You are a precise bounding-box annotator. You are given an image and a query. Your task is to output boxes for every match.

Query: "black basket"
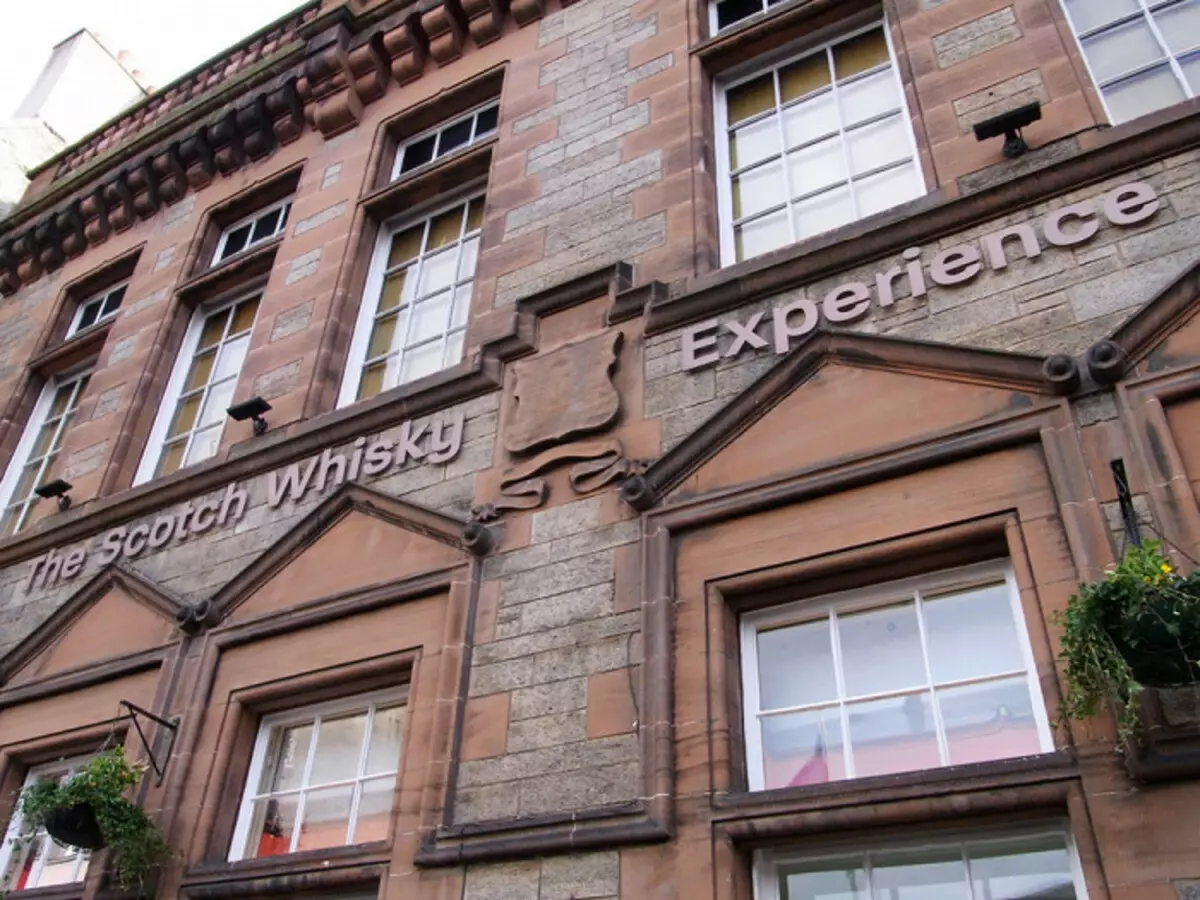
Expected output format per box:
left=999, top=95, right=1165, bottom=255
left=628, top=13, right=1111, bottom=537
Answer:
left=43, top=803, right=106, bottom=851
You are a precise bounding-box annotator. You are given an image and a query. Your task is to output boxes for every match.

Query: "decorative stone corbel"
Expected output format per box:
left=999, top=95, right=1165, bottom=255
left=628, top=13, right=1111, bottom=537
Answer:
left=13, top=231, right=42, bottom=283
left=152, top=146, right=188, bottom=205
left=1041, top=354, right=1080, bottom=395
left=33, top=219, right=64, bottom=272
left=510, top=0, right=547, bottom=26
left=265, top=80, right=306, bottom=145
left=421, top=0, right=469, bottom=66
left=208, top=111, right=245, bottom=175
left=55, top=204, right=87, bottom=259
left=102, top=176, right=136, bottom=233
left=461, top=522, right=495, bottom=556
left=127, top=161, right=161, bottom=219
left=237, top=96, right=276, bottom=161
left=0, top=242, right=21, bottom=296
left=348, top=34, right=390, bottom=105
left=178, top=131, right=217, bottom=189
left=302, top=41, right=364, bottom=138
left=174, top=598, right=220, bottom=636
left=79, top=188, right=111, bottom=246
left=381, top=14, right=428, bottom=86
left=1086, top=340, right=1127, bottom=386
left=463, top=0, right=509, bottom=45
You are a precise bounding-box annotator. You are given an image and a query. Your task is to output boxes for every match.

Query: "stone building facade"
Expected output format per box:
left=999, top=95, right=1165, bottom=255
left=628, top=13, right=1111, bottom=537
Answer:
left=0, top=0, right=1198, bottom=898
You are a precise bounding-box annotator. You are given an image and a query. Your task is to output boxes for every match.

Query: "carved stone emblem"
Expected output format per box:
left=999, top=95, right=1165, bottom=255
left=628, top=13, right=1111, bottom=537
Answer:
left=472, top=330, right=643, bottom=521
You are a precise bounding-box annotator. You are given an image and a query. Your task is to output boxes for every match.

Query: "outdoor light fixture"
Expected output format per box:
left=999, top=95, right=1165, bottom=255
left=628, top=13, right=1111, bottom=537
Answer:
left=34, top=478, right=74, bottom=511
left=227, top=396, right=272, bottom=436
left=973, top=101, right=1042, bottom=159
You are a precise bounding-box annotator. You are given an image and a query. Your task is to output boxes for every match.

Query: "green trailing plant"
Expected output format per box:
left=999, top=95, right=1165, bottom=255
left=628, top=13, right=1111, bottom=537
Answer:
left=8, top=748, right=170, bottom=892
left=1056, top=540, right=1200, bottom=745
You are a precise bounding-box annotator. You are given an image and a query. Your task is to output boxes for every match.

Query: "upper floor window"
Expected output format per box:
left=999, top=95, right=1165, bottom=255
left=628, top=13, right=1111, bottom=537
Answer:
left=715, top=24, right=923, bottom=265
left=710, top=0, right=786, bottom=33
left=68, top=282, right=126, bottom=337
left=228, top=690, right=407, bottom=861
left=213, top=198, right=292, bottom=266
left=133, top=291, right=260, bottom=484
left=391, top=103, right=499, bottom=181
left=740, top=563, right=1051, bottom=791
left=754, top=825, right=1085, bottom=900
left=0, top=369, right=91, bottom=537
left=0, top=757, right=94, bottom=890
left=338, top=195, right=483, bottom=405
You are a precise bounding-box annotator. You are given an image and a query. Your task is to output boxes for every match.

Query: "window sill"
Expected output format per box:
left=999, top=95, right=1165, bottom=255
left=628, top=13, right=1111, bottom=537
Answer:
left=177, top=235, right=283, bottom=305
left=27, top=320, right=112, bottom=374
left=0, top=885, right=85, bottom=900
left=181, top=842, right=390, bottom=898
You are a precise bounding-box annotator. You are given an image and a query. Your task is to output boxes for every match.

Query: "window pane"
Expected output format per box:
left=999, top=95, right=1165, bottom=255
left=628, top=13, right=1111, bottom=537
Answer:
left=457, top=236, right=480, bottom=281
left=102, top=285, right=126, bottom=315
left=168, top=393, right=202, bottom=438
left=923, top=583, right=1024, bottom=683
left=833, top=29, right=889, bottom=80
left=366, top=705, right=407, bottom=774
left=1063, top=0, right=1139, bottom=33
left=855, top=163, right=923, bottom=218
left=248, top=794, right=298, bottom=858
left=250, top=208, right=282, bottom=243
left=222, top=224, right=251, bottom=259
left=793, top=184, right=855, bottom=240
left=733, top=161, right=783, bottom=219
left=938, top=676, right=1041, bottom=766
left=388, top=225, right=425, bottom=268
left=379, top=270, right=411, bottom=312
left=1103, top=64, right=1188, bottom=121
left=761, top=707, right=846, bottom=789
left=1184, top=53, right=1200, bottom=92
left=231, top=298, right=260, bottom=335
left=77, top=301, right=100, bottom=331
left=32, top=843, right=81, bottom=888
left=475, top=104, right=499, bottom=136
left=198, top=311, right=228, bottom=349
left=29, top=419, right=59, bottom=459
left=846, top=115, right=909, bottom=175
left=399, top=135, right=436, bottom=174
left=199, top=379, right=236, bottom=429
left=869, top=846, right=967, bottom=900
left=787, top=137, right=846, bottom=196
left=780, top=53, right=832, bottom=103
left=438, top=118, right=473, bottom=155
left=727, top=73, right=776, bottom=125
left=451, top=288, right=472, bottom=329
left=1154, top=0, right=1200, bottom=54
left=295, top=784, right=353, bottom=852
left=262, top=723, right=314, bottom=794
left=184, top=425, right=223, bottom=465
left=756, top=618, right=836, bottom=710
left=838, top=602, right=924, bottom=697
left=358, top=362, right=387, bottom=401
left=156, top=440, right=186, bottom=476
left=729, top=117, right=779, bottom=170
left=49, top=381, right=76, bottom=416
left=444, top=329, right=466, bottom=368
left=309, top=712, right=368, bottom=785
left=715, top=0, right=763, bottom=30
left=467, top=197, right=485, bottom=231
left=847, top=691, right=940, bottom=778
left=782, top=92, right=838, bottom=147
left=399, top=340, right=443, bottom=384
left=428, top=207, right=464, bottom=250
left=735, top=208, right=790, bottom=261
left=368, top=311, right=402, bottom=360
left=409, top=293, right=452, bottom=344
left=417, top=250, right=458, bottom=298
left=839, top=68, right=901, bottom=126
left=353, top=775, right=396, bottom=843
left=780, top=859, right=869, bottom=900
left=1082, top=17, right=1164, bottom=82
left=968, top=834, right=1076, bottom=900
left=184, top=350, right=217, bottom=393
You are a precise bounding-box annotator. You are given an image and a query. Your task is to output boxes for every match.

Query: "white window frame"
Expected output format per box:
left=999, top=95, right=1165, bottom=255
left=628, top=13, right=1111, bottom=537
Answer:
left=228, top=687, right=408, bottom=862
left=0, top=756, right=95, bottom=891
left=390, top=101, right=500, bottom=183
left=67, top=281, right=127, bottom=337
left=708, top=0, right=776, bottom=36
left=1058, top=0, right=1199, bottom=124
left=132, top=287, right=261, bottom=486
left=0, top=367, right=92, bottom=537
left=212, top=197, right=293, bottom=267
left=740, top=561, right=1054, bottom=792
left=336, top=188, right=483, bottom=408
left=753, top=820, right=1090, bottom=900
left=713, top=18, right=922, bottom=267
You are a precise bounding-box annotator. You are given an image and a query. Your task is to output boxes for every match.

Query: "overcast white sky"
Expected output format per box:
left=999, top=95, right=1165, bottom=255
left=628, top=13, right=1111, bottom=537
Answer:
left=0, top=0, right=307, bottom=118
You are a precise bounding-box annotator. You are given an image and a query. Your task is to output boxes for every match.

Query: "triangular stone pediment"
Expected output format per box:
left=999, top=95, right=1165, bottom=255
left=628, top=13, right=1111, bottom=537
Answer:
left=1110, top=259, right=1200, bottom=377
left=215, top=483, right=470, bottom=623
left=631, top=330, right=1056, bottom=506
left=0, top=567, right=183, bottom=688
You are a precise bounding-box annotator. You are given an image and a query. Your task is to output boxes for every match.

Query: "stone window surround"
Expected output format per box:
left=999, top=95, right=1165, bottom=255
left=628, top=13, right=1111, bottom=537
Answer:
left=67, top=280, right=129, bottom=338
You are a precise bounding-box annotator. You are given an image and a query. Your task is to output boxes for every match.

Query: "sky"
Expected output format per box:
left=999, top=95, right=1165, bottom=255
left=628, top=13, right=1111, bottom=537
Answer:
left=0, top=0, right=307, bottom=119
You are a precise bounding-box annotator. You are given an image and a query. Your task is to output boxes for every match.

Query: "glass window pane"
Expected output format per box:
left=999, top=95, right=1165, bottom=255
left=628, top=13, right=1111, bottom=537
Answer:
left=231, top=298, right=260, bottom=335
left=735, top=208, right=790, bottom=261
left=438, top=118, right=473, bottom=155
left=156, top=439, right=187, bottom=476
left=1183, top=53, right=1200, bottom=92
left=939, top=676, right=1042, bottom=766
left=1102, top=64, right=1188, bottom=122
left=388, top=225, right=424, bottom=268
left=379, top=270, right=411, bottom=312
left=782, top=91, right=838, bottom=146
left=295, top=785, right=353, bottom=852
left=399, top=340, right=443, bottom=384
left=366, top=705, right=407, bottom=774
left=12, top=463, right=42, bottom=505
left=428, top=207, right=464, bottom=250
left=417, top=249, right=458, bottom=297
left=102, top=285, right=126, bottom=315
left=467, top=197, right=485, bottom=231
left=261, top=723, right=314, bottom=794
left=923, top=583, right=1024, bottom=683
left=727, top=73, right=777, bottom=125
left=49, top=381, right=76, bottom=416
left=77, top=301, right=100, bottom=331
left=168, top=393, right=202, bottom=438
left=353, top=776, right=396, bottom=843
left=761, top=707, right=846, bottom=789
left=715, top=0, right=764, bottom=30
left=250, top=208, right=281, bottom=243
left=368, top=312, right=402, bottom=360
left=358, top=361, right=388, bottom=400
left=457, top=236, right=480, bottom=281
left=475, top=104, right=499, bottom=136
left=847, top=691, right=940, bottom=778
left=733, top=161, right=784, bottom=220
left=834, top=29, right=889, bottom=80
left=1154, top=0, right=1200, bottom=54
left=309, top=712, right=368, bottom=785
left=0, top=507, right=20, bottom=538
left=788, top=137, right=846, bottom=197
left=29, top=419, right=58, bottom=459
left=1063, top=0, right=1140, bottom=33
left=779, top=859, right=869, bottom=900
left=184, top=349, right=217, bottom=393
left=399, top=135, right=436, bottom=174
left=756, top=618, right=837, bottom=710
left=32, top=846, right=81, bottom=888
left=213, top=335, right=250, bottom=383
left=198, top=311, right=229, bottom=349
left=967, top=834, right=1076, bottom=900
left=730, top=116, right=780, bottom=170
left=780, top=53, right=832, bottom=103
left=839, top=68, right=902, bottom=126
left=198, top=379, right=236, bottom=429
left=222, top=224, right=251, bottom=259
left=451, top=288, right=472, bottom=329
left=1082, top=17, right=1165, bottom=82
left=869, top=846, right=967, bottom=900
left=854, top=163, right=923, bottom=218
left=793, top=184, right=856, bottom=239
left=408, top=292, right=452, bottom=344
left=838, top=602, right=924, bottom=697
left=184, top=424, right=223, bottom=465
left=444, top=329, right=466, bottom=368
left=248, top=794, right=298, bottom=858
left=846, top=115, right=909, bottom=175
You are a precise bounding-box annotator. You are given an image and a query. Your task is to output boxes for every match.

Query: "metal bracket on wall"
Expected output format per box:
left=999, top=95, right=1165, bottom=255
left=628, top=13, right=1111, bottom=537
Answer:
left=119, top=701, right=179, bottom=786
left=1111, top=458, right=1142, bottom=548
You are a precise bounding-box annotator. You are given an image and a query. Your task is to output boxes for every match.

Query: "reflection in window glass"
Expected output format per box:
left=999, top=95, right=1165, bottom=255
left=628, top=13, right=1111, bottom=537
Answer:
left=743, top=566, right=1048, bottom=791
left=719, top=26, right=923, bottom=264
left=392, top=104, right=500, bottom=180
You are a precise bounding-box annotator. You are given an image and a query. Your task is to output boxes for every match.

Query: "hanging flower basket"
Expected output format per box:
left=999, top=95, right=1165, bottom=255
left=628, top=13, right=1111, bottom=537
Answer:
left=42, top=802, right=105, bottom=850
left=1056, top=540, right=1200, bottom=780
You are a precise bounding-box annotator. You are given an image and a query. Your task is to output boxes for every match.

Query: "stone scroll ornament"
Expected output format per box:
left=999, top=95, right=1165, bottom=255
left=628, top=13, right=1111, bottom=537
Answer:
left=471, top=330, right=644, bottom=522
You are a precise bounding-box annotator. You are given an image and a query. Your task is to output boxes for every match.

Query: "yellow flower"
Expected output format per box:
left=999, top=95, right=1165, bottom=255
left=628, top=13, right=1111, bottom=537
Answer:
left=1144, top=576, right=1152, bottom=583
left=1161, top=563, right=1172, bottom=573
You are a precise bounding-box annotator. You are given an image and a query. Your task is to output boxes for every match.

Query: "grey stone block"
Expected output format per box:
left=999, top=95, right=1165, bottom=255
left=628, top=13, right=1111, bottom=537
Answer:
left=645, top=368, right=715, bottom=417
left=510, top=676, right=588, bottom=720
left=270, top=299, right=314, bottom=342
left=285, top=249, right=322, bottom=285
left=463, top=860, right=541, bottom=900
left=532, top=496, right=604, bottom=543
left=540, top=851, right=621, bottom=900
left=455, top=783, right=521, bottom=823
left=518, top=760, right=639, bottom=815
left=500, top=549, right=614, bottom=605
left=457, top=734, right=637, bottom=787
left=292, top=201, right=347, bottom=237
left=933, top=7, right=1020, bottom=69
left=505, top=709, right=588, bottom=752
